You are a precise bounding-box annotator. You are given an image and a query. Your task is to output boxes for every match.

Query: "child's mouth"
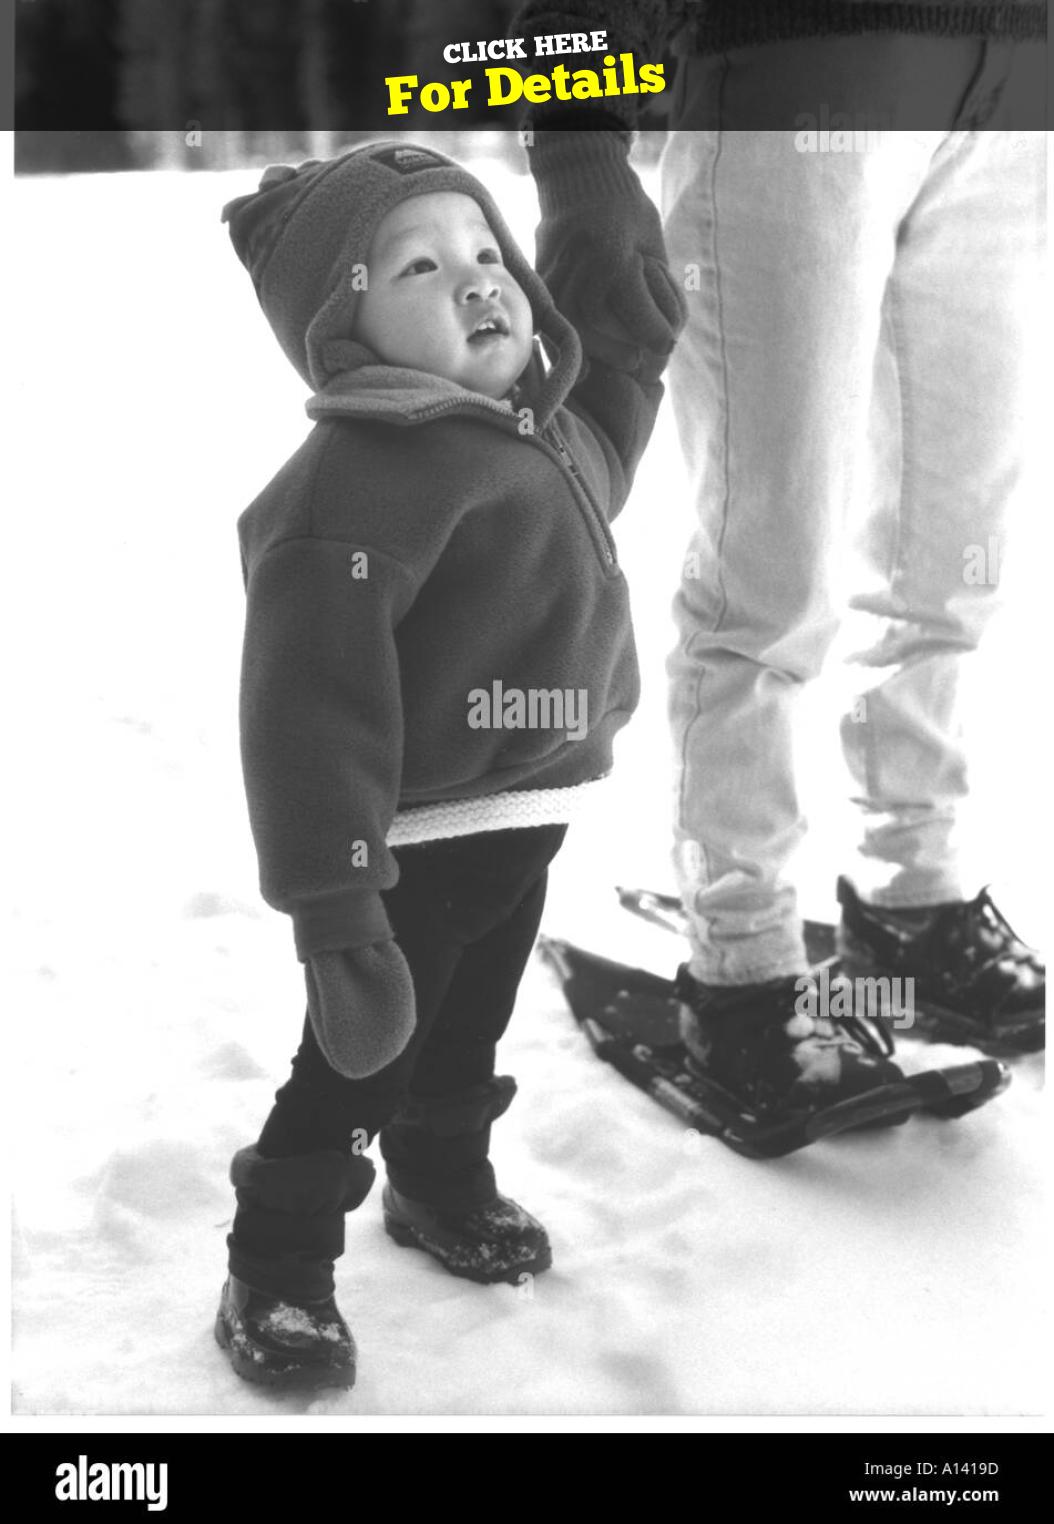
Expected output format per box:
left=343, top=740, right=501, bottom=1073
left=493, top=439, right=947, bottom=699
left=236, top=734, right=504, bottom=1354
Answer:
left=467, top=311, right=511, bottom=345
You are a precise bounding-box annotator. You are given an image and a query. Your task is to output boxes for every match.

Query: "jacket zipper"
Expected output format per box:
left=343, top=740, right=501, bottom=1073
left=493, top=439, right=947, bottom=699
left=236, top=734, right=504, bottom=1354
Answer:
left=409, top=396, right=618, bottom=571
left=539, top=421, right=618, bottom=569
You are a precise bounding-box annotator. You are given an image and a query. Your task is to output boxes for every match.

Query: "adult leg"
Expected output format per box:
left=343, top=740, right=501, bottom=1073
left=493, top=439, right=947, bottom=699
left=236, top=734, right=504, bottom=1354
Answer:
left=661, top=127, right=940, bottom=983
left=833, top=123, right=1045, bottom=1052
left=840, top=128, right=1045, bottom=905
left=659, top=35, right=994, bottom=986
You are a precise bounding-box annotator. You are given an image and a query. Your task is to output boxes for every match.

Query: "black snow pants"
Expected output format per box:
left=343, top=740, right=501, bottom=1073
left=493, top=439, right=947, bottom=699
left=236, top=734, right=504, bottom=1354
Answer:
left=227, top=824, right=567, bottom=1299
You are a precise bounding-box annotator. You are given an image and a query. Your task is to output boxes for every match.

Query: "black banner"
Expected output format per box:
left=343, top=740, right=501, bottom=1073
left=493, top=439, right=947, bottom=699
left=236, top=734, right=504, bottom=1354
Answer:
left=12, top=0, right=1048, bottom=143
left=11, top=1431, right=1052, bottom=1514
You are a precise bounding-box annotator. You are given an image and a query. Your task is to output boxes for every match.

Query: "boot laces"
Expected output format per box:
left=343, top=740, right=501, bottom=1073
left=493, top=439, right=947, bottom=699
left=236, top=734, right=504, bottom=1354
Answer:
left=944, top=888, right=1043, bottom=981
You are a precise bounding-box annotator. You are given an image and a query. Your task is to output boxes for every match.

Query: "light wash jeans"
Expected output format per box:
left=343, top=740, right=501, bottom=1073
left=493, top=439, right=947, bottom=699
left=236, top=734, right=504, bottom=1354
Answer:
left=659, top=52, right=1044, bottom=982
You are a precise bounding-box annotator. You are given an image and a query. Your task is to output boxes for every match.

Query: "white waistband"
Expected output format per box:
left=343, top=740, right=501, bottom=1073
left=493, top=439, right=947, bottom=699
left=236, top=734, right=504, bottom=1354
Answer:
left=386, top=779, right=611, bottom=846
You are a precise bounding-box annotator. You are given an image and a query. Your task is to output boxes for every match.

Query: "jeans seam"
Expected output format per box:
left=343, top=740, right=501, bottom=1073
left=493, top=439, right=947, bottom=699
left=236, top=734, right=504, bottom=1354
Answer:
left=674, top=122, right=729, bottom=937
left=711, top=73, right=732, bottom=639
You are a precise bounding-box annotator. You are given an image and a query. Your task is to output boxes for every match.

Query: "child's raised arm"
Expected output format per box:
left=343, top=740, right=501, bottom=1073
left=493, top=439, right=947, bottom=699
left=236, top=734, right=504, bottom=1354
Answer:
left=527, top=128, right=686, bottom=488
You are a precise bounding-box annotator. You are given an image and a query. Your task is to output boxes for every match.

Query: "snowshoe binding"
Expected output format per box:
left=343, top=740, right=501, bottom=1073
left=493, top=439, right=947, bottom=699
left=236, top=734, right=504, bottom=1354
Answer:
left=674, top=962, right=912, bottom=1132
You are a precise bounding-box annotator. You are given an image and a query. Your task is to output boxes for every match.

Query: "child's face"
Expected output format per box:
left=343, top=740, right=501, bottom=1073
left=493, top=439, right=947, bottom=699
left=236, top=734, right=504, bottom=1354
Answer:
left=355, top=192, right=534, bottom=399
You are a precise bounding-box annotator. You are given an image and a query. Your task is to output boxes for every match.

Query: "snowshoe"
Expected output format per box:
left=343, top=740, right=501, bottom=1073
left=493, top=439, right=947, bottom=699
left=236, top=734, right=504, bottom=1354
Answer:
left=536, top=936, right=1011, bottom=1160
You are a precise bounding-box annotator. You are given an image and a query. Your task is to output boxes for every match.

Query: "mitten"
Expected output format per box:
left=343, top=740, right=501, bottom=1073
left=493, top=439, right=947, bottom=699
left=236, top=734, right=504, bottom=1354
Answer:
left=528, top=129, right=687, bottom=376
left=304, top=941, right=417, bottom=1079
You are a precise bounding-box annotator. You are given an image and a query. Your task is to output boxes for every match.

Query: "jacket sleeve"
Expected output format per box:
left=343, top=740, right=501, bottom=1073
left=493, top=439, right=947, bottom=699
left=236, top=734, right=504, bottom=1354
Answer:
left=530, top=129, right=685, bottom=489
left=239, top=534, right=415, bottom=960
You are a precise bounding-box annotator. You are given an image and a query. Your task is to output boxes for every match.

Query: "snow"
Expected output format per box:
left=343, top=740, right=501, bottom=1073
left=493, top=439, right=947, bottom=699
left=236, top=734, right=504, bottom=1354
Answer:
left=5, top=148, right=1050, bottom=1428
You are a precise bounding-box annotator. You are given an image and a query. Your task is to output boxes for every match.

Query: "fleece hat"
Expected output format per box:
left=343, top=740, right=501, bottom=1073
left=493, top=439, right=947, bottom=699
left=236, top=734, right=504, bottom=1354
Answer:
left=222, top=139, right=580, bottom=396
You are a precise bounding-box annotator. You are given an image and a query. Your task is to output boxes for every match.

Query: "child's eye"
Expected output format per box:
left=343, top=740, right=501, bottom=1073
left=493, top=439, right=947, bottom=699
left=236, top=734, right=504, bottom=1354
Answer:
left=477, top=248, right=502, bottom=265
left=401, top=257, right=437, bottom=277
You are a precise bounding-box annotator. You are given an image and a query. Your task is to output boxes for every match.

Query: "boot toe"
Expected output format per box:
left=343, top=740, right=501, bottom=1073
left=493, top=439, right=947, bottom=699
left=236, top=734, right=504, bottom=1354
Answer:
left=382, top=1186, right=552, bottom=1284
left=215, top=1276, right=356, bottom=1390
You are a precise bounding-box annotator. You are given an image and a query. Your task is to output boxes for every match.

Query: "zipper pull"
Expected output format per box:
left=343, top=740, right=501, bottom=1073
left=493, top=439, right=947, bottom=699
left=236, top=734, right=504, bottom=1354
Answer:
left=552, top=434, right=579, bottom=477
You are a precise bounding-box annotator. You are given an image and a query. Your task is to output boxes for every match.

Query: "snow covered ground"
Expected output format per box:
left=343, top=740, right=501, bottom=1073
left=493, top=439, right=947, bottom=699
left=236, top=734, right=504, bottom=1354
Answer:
left=6, top=145, right=1050, bottom=1425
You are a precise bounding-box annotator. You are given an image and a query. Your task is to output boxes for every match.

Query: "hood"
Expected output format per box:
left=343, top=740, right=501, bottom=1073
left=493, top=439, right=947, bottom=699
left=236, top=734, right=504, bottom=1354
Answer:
left=223, top=138, right=582, bottom=416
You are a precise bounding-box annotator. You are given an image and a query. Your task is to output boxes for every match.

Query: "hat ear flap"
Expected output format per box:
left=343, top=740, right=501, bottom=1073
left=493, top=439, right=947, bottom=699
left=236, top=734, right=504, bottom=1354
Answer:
left=316, top=336, right=380, bottom=381
left=305, top=267, right=367, bottom=388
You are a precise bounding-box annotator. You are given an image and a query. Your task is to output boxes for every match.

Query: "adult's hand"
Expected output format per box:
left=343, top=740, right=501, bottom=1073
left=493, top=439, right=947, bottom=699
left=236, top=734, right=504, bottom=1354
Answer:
left=529, top=128, right=687, bottom=375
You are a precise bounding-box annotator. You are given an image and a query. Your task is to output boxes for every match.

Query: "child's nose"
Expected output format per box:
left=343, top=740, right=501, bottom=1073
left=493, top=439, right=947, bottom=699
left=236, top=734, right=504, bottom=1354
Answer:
left=457, top=270, right=501, bottom=304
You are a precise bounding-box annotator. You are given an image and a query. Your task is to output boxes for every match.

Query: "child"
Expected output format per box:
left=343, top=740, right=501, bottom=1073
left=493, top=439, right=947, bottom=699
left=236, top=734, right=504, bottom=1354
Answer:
left=216, top=137, right=685, bottom=1390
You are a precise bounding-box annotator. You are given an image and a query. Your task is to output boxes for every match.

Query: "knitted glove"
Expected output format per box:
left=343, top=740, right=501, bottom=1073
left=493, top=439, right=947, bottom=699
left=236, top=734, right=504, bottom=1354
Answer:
left=304, top=941, right=417, bottom=1079
left=528, top=129, right=687, bottom=378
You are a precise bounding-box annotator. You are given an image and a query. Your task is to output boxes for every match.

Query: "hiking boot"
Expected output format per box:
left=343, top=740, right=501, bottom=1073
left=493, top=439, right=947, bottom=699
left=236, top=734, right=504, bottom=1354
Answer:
left=673, top=964, right=908, bottom=1123
left=214, top=1274, right=356, bottom=1390
left=837, top=877, right=1044, bottom=1056
left=382, top=1183, right=552, bottom=1284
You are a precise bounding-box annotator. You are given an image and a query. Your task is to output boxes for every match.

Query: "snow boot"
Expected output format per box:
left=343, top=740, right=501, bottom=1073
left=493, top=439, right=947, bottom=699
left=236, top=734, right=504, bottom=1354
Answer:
left=215, top=1274, right=356, bottom=1391
left=216, top=1144, right=375, bottom=1391
left=380, top=1076, right=552, bottom=1283
left=837, top=877, right=1045, bottom=1056
left=674, top=964, right=910, bottom=1128
left=382, top=1184, right=552, bottom=1284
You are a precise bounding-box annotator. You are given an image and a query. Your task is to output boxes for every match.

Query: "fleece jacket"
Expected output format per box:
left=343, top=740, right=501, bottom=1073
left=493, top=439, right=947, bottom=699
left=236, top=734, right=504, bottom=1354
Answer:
left=236, top=143, right=670, bottom=961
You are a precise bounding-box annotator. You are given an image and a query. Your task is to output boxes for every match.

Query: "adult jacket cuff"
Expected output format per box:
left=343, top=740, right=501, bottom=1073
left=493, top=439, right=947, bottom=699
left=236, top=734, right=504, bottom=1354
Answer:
left=529, top=129, right=638, bottom=217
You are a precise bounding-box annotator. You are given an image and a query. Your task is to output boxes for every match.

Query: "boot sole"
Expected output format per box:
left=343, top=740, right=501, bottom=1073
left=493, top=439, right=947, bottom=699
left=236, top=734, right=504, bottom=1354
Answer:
left=902, top=1002, right=1043, bottom=1058
left=681, top=1055, right=911, bottom=1138
left=383, top=1213, right=553, bottom=1285
left=214, top=1310, right=356, bottom=1391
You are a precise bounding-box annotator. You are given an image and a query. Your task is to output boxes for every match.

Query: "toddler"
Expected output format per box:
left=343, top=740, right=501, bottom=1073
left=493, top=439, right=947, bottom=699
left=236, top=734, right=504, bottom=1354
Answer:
left=216, top=136, right=684, bottom=1390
